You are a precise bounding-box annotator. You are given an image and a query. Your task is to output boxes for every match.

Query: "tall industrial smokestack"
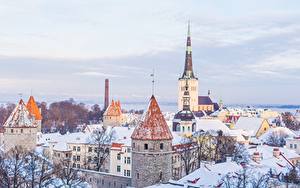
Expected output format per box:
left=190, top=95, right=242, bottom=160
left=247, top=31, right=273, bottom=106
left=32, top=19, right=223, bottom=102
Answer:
left=104, top=79, right=109, bottom=110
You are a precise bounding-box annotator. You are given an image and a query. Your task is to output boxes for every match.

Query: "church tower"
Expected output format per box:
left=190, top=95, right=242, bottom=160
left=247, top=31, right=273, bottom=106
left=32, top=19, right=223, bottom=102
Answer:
left=178, top=22, right=199, bottom=111
left=131, top=95, right=173, bottom=188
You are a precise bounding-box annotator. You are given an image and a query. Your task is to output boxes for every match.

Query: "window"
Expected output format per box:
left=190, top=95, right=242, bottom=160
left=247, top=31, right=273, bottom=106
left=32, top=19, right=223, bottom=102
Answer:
left=73, top=163, right=76, bottom=168
left=127, top=170, right=131, bottom=177
left=124, top=170, right=126, bottom=176
left=73, top=146, right=76, bottom=151
left=127, top=157, right=131, bottom=164
left=73, top=156, right=76, bottom=161
left=160, top=143, right=164, bottom=150
left=144, top=144, right=148, bottom=150
left=77, top=146, right=81, bottom=152
left=77, top=164, right=80, bottom=168
left=117, top=154, right=121, bottom=160
left=76, top=155, right=80, bottom=161
left=290, top=144, right=293, bottom=149
left=21, top=129, right=23, bottom=133
left=117, top=165, right=121, bottom=172
left=133, top=143, right=135, bottom=148
left=11, top=129, right=13, bottom=133
left=127, top=148, right=131, bottom=153
left=57, top=153, right=60, bottom=157
left=88, top=147, right=92, bottom=152
left=137, top=173, right=139, bottom=179
left=88, top=156, right=92, bottom=162
left=182, top=127, right=185, bottom=132
left=294, top=144, right=297, bottom=149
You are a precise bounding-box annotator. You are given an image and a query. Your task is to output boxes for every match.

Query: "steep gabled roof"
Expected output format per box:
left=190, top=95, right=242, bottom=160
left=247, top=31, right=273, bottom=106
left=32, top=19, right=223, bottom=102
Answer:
left=131, top=95, right=173, bottom=140
left=104, top=100, right=122, bottom=117
left=3, top=99, right=37, bottom=128
left=27, top=96, right=42, bottom=120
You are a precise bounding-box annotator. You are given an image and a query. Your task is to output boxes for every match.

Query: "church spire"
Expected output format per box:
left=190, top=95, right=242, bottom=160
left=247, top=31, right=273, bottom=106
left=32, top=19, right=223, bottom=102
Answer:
left=182, top=21, right=196, bottom=79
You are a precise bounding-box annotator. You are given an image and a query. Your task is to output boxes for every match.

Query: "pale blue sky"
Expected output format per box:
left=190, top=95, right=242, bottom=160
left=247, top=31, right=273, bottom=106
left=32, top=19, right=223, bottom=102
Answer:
left=0, top=0, right=300, bottom=105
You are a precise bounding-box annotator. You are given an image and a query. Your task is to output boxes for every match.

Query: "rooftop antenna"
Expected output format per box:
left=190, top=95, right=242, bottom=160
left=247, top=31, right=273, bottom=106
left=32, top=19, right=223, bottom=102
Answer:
left=150, top=69, right=155, bottom=96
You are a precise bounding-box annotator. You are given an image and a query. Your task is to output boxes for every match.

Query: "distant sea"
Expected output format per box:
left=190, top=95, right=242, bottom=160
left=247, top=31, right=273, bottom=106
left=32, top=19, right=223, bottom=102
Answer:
left=121, top=102, right=300, bottom=113
left=1, top=101, right=299, bottom=114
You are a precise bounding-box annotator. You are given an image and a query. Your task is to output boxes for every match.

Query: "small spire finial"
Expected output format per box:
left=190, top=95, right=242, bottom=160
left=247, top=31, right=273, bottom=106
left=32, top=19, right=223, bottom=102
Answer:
left=188, top=20, right=191, bottom=36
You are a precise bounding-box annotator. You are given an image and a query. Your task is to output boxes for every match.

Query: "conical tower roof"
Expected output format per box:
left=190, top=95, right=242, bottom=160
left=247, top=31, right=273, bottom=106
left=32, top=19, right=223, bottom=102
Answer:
left=4, top=99, right=37, bottom=128
left=131, top=95, right=173, bottom=140
left=27, top=96, right=42, bottom=120
left=181, top=22, right=196, bottom=79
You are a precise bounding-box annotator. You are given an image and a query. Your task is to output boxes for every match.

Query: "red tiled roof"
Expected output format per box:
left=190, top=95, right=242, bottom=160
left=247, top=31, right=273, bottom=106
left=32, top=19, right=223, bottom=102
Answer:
left=27, top=96, right=42, bottom=120
left=104, top=100, right=122, bottom=116
left=131, top=95, right=173, bottom=140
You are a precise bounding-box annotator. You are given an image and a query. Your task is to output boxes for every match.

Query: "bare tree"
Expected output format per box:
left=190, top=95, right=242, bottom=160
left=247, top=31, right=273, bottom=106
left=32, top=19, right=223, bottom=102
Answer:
left=232, top=143, right=250, bottom=164
left=193, top=130, right=210, bottom=168
left=54, top=159, right=85, bottom=187
left=91, top=126, right=114, bottom=171
left=177, top=137, right=196, bottom=175
left=0, top=147, right=28, bottom=188
left=25, top=151, right=55, bottom=188
left=266, top=132, right=288, bottom=147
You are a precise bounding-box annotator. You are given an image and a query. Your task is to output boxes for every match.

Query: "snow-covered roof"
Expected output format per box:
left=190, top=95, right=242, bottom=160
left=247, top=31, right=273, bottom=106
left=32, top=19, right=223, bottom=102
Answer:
left=196, top=118, right=230, bottom=133
left=234, top=117, right=268, bottom=136
left=3, top=99, right=37, bottom=128
left=131, top=96, right=173, bottom=140
left=148, top=162, right=242, bottom=188
left=247, top=145, right=300, bottom=173
left=53, top=142, right=71, bottom=152
left=259, top=127, right=296, bottom=143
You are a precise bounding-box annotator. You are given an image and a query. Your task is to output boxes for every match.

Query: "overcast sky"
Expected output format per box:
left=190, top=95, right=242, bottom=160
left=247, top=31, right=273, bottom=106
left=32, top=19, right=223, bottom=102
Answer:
left=0, top=0, right=300, bottom=105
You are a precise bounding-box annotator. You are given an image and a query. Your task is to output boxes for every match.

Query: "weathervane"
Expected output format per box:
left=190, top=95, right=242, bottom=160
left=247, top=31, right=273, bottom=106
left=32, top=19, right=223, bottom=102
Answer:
left=18, top=93, right=23, bottom=100
left=150, top=69, right=155, bottom=96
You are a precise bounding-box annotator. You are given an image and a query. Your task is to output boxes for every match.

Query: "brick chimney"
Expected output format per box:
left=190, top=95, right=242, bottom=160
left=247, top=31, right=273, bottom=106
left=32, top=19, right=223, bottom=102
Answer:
left=273, top=148, right=280, bottom=158
left=104, top=79, right=109, bottom=110
left=252, top=152, right=261, bottom=163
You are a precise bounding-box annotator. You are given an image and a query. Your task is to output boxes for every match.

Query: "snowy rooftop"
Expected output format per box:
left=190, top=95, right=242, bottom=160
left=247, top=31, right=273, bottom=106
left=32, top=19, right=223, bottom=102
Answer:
left=196, top=117, right=230, bottom=133
left=247, top=145, right=300, bottom=173
left=3, top=99, right=37, bottom=128
left=259, top=127, right=296, bottom=143
left=234, top=117, right=267, bottom=136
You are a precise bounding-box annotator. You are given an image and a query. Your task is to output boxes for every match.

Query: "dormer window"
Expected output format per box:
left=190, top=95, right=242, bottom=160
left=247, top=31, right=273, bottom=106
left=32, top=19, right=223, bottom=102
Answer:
left=144, top=144, right=148, bottom=150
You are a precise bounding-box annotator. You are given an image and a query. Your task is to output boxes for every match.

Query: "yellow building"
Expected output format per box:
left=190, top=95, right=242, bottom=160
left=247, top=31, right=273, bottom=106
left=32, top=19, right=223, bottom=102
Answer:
left=234, top=117, right=271, bottom=138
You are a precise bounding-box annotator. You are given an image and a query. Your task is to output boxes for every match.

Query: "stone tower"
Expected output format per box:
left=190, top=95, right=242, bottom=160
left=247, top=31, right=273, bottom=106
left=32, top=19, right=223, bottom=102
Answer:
left=3, top=99, right=38, bottom=152
left=131, top=95, right=173, bottom=188
left=178, top=22, right=199, bottom=112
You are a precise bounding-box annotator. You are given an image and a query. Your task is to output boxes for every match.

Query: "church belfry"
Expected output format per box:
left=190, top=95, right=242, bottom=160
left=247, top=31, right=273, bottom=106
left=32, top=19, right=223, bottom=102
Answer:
left=178, top=22, right=199, bottom=111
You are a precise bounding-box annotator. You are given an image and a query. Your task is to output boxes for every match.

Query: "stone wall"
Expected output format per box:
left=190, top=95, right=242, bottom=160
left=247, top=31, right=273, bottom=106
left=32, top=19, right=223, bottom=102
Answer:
left=3, top=127, right=37, bottom=152
left=80, top=169, right=131, bottom=188
left=132, top=140, right=173, bottom=188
